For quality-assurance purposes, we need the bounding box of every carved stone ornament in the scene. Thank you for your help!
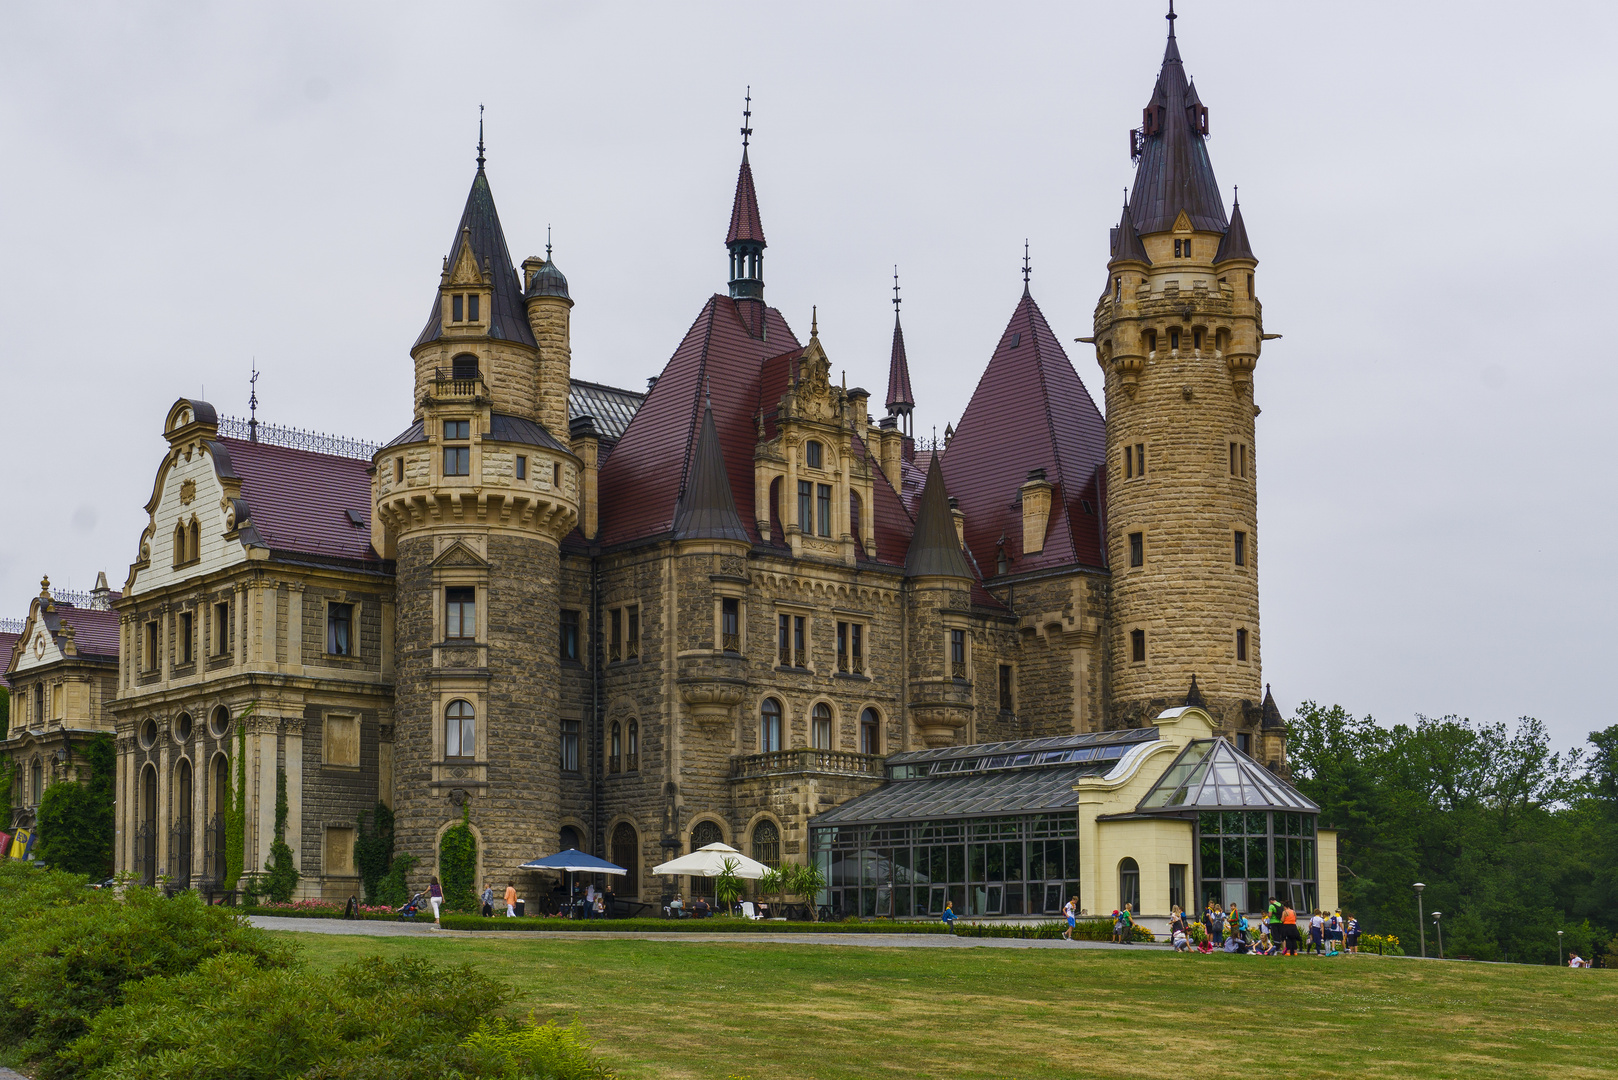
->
[179,479,196,505]
[449,788,471,807]
[911,705,971,749]
[675,676,747,727]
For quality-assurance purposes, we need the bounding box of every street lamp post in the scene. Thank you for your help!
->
[1413,883,1426,959]
[1557,930,1564,967]
[1432,912,1443,960]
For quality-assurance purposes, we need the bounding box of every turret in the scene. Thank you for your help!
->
[726,91,767,336]
[904,455,974,747]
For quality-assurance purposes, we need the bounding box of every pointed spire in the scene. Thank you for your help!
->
[1184,674,1206,709]
[672,400,750,543]
[905,455,972,579]
[1213,189,1258,263]
[726,90,767,306]
[1261,685,1285,729]
[1111,195,1151,264]
[476,104,486,171]
[1127,2,1226,235]
[886,266,915,427]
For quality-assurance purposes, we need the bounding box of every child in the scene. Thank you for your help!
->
[941,900,957,927]
[1173,925,1190,952]
[1308,909,1325,955]
[1063,897,1077,941]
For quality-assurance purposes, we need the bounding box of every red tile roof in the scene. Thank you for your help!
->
[49,605,121,660]
[726,151,766,246]
[940,289,1107,576]
[0,632,18,685]
[216,438,379,563]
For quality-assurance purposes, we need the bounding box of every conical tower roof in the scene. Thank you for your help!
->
[672,399,751,543]
[1111,199,1152,264]
[414,155,536,350]
[1184,674,1206,709]
[726,150,766,247]
[886,314,915,413]
[1261,685,1286,729]
[1127,8,1227,235]
[905,454,971,579]
[1213,196,1257,263]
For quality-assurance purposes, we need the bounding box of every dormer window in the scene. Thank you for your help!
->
[1175,239,1192,258]
[806,440,823,469]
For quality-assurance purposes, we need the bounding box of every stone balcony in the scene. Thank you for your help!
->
[730,748,886,781]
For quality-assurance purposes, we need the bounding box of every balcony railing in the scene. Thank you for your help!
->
[432,369,489,399]
[731,748,885,780]
[951,661,969,680]
[722,632,740,653]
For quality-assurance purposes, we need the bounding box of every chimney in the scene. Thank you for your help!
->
[569,415,601,540]
[846,387,870,444]
[1019,468,1053,555]
[876,416,903,490]
[948,496,966,548]
[90,571,111,611]
[521,255,545,292]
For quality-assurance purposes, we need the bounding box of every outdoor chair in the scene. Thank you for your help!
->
[740,901,761,920]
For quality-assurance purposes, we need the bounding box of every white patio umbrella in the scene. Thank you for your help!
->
[652,841,771,880]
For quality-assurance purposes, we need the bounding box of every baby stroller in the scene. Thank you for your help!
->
[399,892,427,920]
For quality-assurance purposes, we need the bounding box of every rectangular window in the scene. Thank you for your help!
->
[609,608,622,662]
[325,827,356,876]
[560,719,580,773]
[443,446,469,476]
[445,587,475,641]
[852,623,863,672]
[1131,628,1146,663]
[1135,442,1146,476]
[553,463,561,487]
[817,484,833,537]
[214,602,230,655]
[1230,442,1249,478]
[1236,628,1248,662]
[837,622,849,673]
[1193,327,1204,352]
[1234,531,1247,567]
[626,606,640,660]
[1241,444,1248,478]
[1230,442,1239,476]
[778,613,791,667]
[179,612,193,664]
[395,457,404,483]
[1170,864,1187,912]
[793,616,806,668]
[1237,732,1252,755]
[806,440,822,469]
[145,621,158,670]
[1169,328,1181,351]
[515,455,527,480]
[468,293,480,321]
[721,598,740,652]
[560,609,580,662]
[444,420,469,440]
[452,293,464,322]
[324,714,360,767]
[999,664,1014,712]
[1129,532,1144,567]
[798,481,813,532]
[1124,445,1134,479]
[327,603,353,656]
[950,629,967,679]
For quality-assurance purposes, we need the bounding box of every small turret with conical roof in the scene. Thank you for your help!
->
[726,89,767,329]
[673,399,750,545]
[885,268,915,436]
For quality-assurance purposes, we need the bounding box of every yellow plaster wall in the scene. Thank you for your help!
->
[1317,829,1339,912]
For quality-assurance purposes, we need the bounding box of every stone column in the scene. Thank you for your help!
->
[286,585,304,676]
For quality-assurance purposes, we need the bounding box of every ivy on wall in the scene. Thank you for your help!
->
[223,707,251,891]
[438,805,479,913]
[354,802,394,904]
[262,768,299,903]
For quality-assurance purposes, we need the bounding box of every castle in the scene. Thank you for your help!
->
[8,10,1333,921]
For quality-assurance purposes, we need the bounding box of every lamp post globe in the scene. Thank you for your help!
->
[1432,912,1443,960]
[1413,883,1427,958]
[1558,929,1564,966]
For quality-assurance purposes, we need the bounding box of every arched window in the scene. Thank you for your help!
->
[187,518,200,564]
[611,822,639,897]
[760,699,782,754]
[860,708,881,755]
[1119,857,1140,914]
[444,699,475,759]
[560,825,582,852]
[627,721,639,771]
[213,754,229,816]
[811,703,833,750]
[609,722,622,774]
[30,758,42,805]
[139,764,158,885]
[451,353,480,381]
[689,820,724,899]
[174,758,193,884]
[751,820,780,868]
[173,522,187,567]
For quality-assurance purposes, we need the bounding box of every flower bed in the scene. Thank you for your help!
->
[439,915,957,934]
[245,899,402,921]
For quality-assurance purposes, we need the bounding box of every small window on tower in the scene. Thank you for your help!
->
[1129,532,1144,567]
[1114,277,1122,301]
[395,457,404,483]
[515,455,527,480]
[1145,329,1158,353]
[468,293,480,321]
[1169,328,1181,351]
[1236,628,1249,662]
[452,294,464,322]
[1234,531,1247,567]
[1131,628,1147,664]
[1124,445,1134,479]
[1193,328,1204,352]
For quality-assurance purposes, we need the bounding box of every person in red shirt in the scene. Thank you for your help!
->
[1281,904,1299,955]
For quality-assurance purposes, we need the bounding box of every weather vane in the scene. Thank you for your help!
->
[892,266,901,314]
[1022,241,1032,287]
[248,359,260,443]
[741,87,752,149]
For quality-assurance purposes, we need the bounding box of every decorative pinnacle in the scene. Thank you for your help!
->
[476,104,485,170]
[892,266,901,314]
[741,86,753,150]
[810,304,818,336]
[248,359,259,442]
[40,575,50,598]
[1167,0,1177,34]
[1233,184,1240,207]
[546,224,553,261]
[1022,240,1032,289]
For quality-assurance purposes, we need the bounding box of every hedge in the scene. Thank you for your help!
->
[244,906,405,922]
[440,915,957,934]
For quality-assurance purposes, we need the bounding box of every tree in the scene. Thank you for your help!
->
[33,733,114,877]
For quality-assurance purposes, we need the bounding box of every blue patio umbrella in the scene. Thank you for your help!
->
[519,849,627,913]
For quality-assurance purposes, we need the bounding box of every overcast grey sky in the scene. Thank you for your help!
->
[2,1,1613,750]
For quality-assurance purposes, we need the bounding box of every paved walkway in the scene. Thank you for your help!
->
[249,916,1161,949]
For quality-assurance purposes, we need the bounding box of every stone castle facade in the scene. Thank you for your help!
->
[13,11,1293,905]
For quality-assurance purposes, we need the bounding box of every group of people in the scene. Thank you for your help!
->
[1169,899,1361,956]
[664,895,713,918]
[476,881,520,919]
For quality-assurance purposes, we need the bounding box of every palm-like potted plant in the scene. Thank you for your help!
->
[714,857,744,914]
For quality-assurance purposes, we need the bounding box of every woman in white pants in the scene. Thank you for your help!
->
[428,876,444,924]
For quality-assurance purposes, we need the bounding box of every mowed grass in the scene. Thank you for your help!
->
[274,931,1617,1080]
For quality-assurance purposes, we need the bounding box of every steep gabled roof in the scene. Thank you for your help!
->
[414,165,536,350]
[217,438,378,562]
[726,150,766,246]
[940,290,1107,576]
[886,315,915,412]
[1128,15,1227,235]
[672,402,750,543]
[904,454,971,579]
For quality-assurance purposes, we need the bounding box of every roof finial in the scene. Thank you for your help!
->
[546,224,553,261]
[476,104,486,170]
[1022,240,1031,291]
[892,265,901,315]
[810,304,818,336]
[248,358,259,443]
[1167,0,1177,36]
[741,86,753,150]
[1233,184,1239,208]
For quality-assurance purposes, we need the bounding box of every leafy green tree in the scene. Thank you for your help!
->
[354,801,395,903]
[261,769,299,903]
[32,733,115,877]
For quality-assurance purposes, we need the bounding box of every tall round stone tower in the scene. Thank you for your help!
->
[1092,9,1275,755]
[372,139,579,889]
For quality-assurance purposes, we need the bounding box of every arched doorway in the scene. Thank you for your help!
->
[173,759,193,887]
[1119,857,1140,915]
[208,754,230,886]
[139,764,158,886]
[611,822,638,898]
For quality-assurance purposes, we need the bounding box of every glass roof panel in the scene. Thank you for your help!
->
[1135,738,1319,814]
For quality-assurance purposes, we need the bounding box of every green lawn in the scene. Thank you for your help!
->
[273,932,1617,1080]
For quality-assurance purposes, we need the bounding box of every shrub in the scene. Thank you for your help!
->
[375,851,418,910]
[0,886,292,1073]
[1360,933,1404,956]
[354,802,394,904]
[0,860,95,933]
[33,733,115,878]
[58,953,517,1080]
[462,1015,618,1080]
[439,806,479,914]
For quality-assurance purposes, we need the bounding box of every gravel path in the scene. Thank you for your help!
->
[249,916,1161,949]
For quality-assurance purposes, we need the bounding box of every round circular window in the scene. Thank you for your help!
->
[208,706,230,739]
[139,719,159,748]
[174,713,193,742]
